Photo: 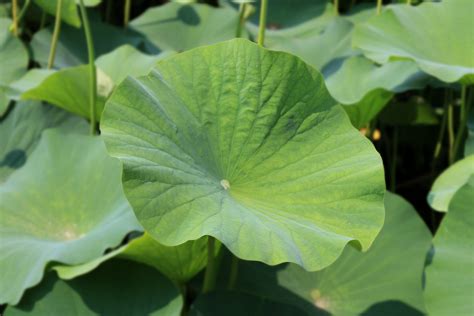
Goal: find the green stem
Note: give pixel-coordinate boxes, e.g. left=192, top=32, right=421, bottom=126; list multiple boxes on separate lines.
left=447, top=100, right=455, bottom=164
left=12, top=0, right=18, bottom=36
left=235, top=3, right=246, bottom=38
left=257, top=0, right=268, bottom=46
left=17, top=0, right=31, bottom=24
left=202, top=237, right=218, bottom=293
left=227, top=254, right=239, bottom=290
left=406, top=0, right=411, bottom=5
left=390, top=127, right=398, bottom=192
left=47, top=0, right=62, bottom=69
left=376, top=0, right=382, bottom=15
left=433, top=101, right=449, bottom=163
left=79, top=0, right=97, bottom=135
left=124, top=0, right=131, bottom=27
left=40, top=10, right=47, bottom=29
left=334, top=0, right=339, bottom=16
left=452, top=85, right=470, bottom=163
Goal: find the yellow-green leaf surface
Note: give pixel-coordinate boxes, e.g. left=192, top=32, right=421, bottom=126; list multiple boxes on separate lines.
left=130, top=3, right=240, bottom=52
left=427, top=155, right=474, bottom=212
left=353, top=1, right=474, bottom=84
left=101, top=39, right=385, bottom=271
left=54, top=234, right=212, bottom=284
left=424, top=177, right=474, bottom=316
left=0, top=101, right=87, bottom=182
left=0, top=130, right=141, bottom=305
left=5, top=260, right=182, bottom=316
left=223, top=192, right=431, bottom=315
left=21, top=65, right=112, bottom=121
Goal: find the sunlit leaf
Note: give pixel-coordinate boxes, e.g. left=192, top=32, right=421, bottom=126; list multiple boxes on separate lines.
left=0, top=101, right=87, bottom=182
left=101, top=38, right=385, bottom=271
left=424, top=177, right=474, bottom=316
left=5, top=260, right=182, bottom=316
left=219, top=192, right=431, bottom=315
left=353, top=1, right=474, bottom=84
left=0, top=130, right=141, bottom=305
left=130, top=3, right=240, bottom=52
left=427, top=155, right=474, bottom=212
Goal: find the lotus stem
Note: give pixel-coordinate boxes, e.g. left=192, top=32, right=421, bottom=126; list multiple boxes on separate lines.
left=9, top=0, right=30, bottom=32
left=124, top=0, right=131, bottom=27
left=236, top=3, right=246, bottom=38
left=257, top=0, right=268, bottom=46
left=202, top=237, right=218, bottom=293
left=40, top=10, right=46, bottom=29
left=390, top=127, right=398, bottom=192
left=47, top=0, right=62, bottom=69
left=376, top=0, right=382, bottom=15
left=452, top=85, right=470, bottom=164
left=447, top=100, right=455, bottom=164
left=12, top=0, right=18, bottom=36
left=433, top=101, right=449, bottom=163
left=407, top=0, right=411, bottom=5
left=334, top=0, right=339, bottom=16
left=227, top=254, right=239, bottom=290
left=79, top=0, right=97, bottom=135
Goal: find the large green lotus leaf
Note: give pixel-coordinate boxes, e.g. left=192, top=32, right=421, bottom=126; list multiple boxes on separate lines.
left=190, top=291, right=308, bottom=316
left=130, top=3, right=240, bottom=52
left=342, top=91, right=393, bottom=129
left=353, top=1, right=474, bottom=84
left=221, top=192, right=431, bottom=315
left=379, top=96, right=438, bottom=126
left=96, top=45, right=175, bottom=85
left=0, top=130, right=141, bottom=305
left=0, top=18, right=29, bottom=115
left=261, top=17, right=354, bottom=71
left=21, top=65, right=113, bottom=121
left=5, top=260, right=182, bottom=316
left=424, top=177, right=474, bottom=316
left=33, top=0, right=81, bottom=27
left=427, top=155, right=474, bottom=212
left=54, top=234, right=211, bottom=284
left=0, top=101, right=87, bottom=182
left=31, top=19, right=147, bottom=68
left=101, top=39, right=385, bottom=271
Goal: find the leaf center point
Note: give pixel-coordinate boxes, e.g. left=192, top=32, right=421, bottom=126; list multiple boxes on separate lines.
left=220, top=179, right=231, bottom=190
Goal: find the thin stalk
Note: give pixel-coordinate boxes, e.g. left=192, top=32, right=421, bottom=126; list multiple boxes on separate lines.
left=202, top=237, right=218, bottom=293
left=12, top=0, right=18, bottom=36
left=40, top=10, right=47, bottom=29
left=452, top=85, right=470, bottom=163
left=227, top=255, right=239, bottom=290
left=390, top=127, right=398, bottom=192
left=47, top=0, right=63, bottom=69
left=447, top=101, right=455, bottom=164
left=78, top=0, right=97, bottom=135
left=13, top=0, right=31, bottom=24
left=376, top=0, right=382, bottom=15
left=257, top=0, right=268, bottom=46
left=235, top=3, right=246, bottom=38
left=123, top=0, right=131, bottom=27
left=334, top=0, right=339, bottom=16
left=433, top=101, right=449, bottom=163
left=406, top=0, right=411, bottom=5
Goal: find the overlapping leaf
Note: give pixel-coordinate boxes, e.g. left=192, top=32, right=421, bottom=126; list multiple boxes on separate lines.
left=427, top=155, right=474, bottom=212
left=5, top=260, right=182, bottom=316
left=130, top=3, right=240, bottom=51
left=424, top=177, right=474, bottom=316
left=101, top=38, right=385, bottom=271
left=0, top=101, right=87, bottom=182
left=353, top=1, right=474, bottom=84
left=0, top=130, right=141, bottom=305
left=213, top=192, right=431, bottom=315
